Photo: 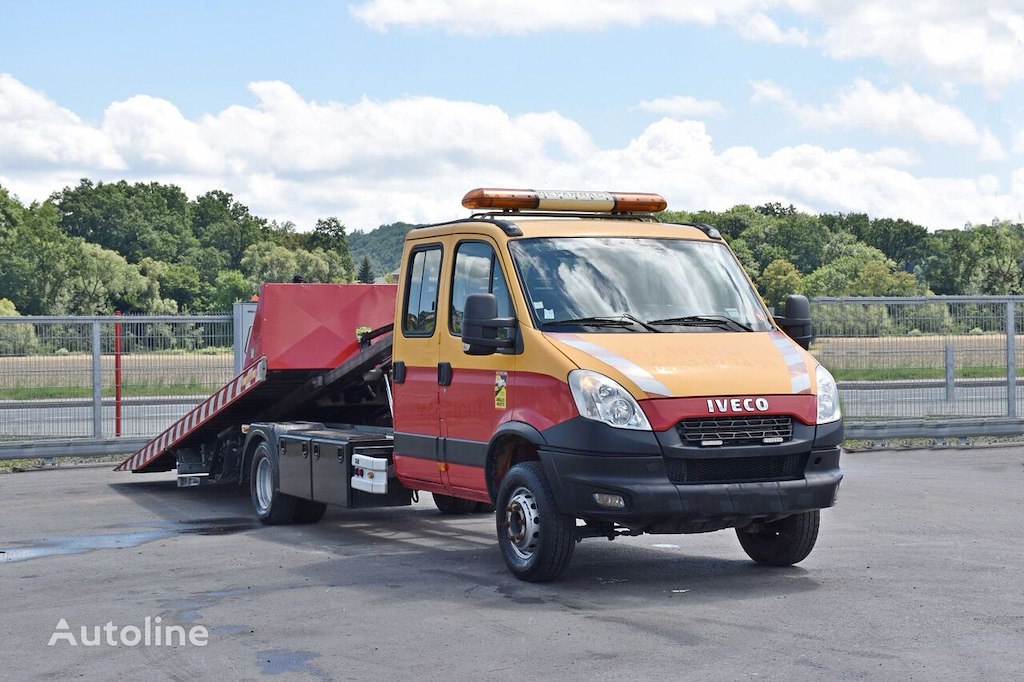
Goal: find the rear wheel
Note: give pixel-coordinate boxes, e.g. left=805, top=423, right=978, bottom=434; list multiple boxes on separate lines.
left=433, top=493, right=477, bottom=515
left=736, top=510, right=820, bottom=566
left=496, top=461, right=576, bottom=582
left=250, top=442, right=297, bottom=525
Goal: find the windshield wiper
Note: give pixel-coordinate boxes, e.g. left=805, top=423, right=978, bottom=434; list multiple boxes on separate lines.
left=646, top=315, right=754, bottom=332
left=540, top=314, right=662, bottom=332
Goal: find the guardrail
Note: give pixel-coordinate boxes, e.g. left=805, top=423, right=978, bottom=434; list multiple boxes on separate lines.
left=3, top=297, right=1024, bottom=460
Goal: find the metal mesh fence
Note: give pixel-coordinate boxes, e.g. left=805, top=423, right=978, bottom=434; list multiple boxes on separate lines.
left=4, top=299, right=1024, bottom=451
left=0, top=315, right=233, bottom=442
left=811, top=297, right=1022, bottom=425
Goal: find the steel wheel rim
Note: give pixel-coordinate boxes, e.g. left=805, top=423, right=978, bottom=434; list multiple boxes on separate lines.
left=256, top=456, right=273, bottom=514
left=505, top=486, right=539, bottom=560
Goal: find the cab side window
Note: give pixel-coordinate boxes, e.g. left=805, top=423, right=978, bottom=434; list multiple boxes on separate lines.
left=403, top=246, right=442, bottom=336
left=450, top=241, right=513, bottom=335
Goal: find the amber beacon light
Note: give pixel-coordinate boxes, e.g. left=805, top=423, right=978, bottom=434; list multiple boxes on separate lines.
left=462, top=188, right=668, bottom=213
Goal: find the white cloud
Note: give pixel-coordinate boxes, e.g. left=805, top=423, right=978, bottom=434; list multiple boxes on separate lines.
left=815, top=0, right=1024, bottom=91
left=349, top=0, right=759, bottom=34
left=0, top=73, right=124, bottom=171
left=1013, top=128, right=1024, bottom=154
left=0, top=74, right=1020, bottom=231
left=103, top=95, right=223, bottom=173
left=979, top=130, right=1008, bottom=162
left=636, top=96, right=724, bottom=117
left=350, top=1, right=1024, bottom=89
left=753, top=78, right=985, bottom=147
left=735, top=12, right=810, bottom=45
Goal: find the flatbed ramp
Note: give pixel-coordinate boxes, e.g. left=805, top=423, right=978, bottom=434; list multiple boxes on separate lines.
left=116, top=283, right=397, bottom=473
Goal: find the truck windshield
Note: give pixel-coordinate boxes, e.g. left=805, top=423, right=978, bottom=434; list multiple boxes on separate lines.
left=508, top=237, right=773, bottom=333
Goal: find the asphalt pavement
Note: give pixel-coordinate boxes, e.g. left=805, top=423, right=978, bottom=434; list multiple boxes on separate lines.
left=1, top=448, right=1022, bottom=681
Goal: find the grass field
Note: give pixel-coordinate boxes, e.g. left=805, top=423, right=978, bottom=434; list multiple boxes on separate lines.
left=1, top=333, right=1021, bottom=400
left=0, top=352, right=233, bottom=400
left=812, top=333, right=1022, bottom=381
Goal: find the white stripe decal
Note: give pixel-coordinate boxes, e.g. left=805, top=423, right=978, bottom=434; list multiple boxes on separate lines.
left=770, top=331, right=812, bottom=394
left=548, top=333, right=671, bottom=397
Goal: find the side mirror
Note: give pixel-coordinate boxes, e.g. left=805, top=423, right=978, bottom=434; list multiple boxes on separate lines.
left=462, top=293, right=517, bottom=356
left=774, top=294, right=813, bottom=350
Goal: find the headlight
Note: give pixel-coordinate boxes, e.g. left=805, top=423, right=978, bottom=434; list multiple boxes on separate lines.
left=568, top=370, right=651, bottom=431
left=816, top=365, right=841, bottom=424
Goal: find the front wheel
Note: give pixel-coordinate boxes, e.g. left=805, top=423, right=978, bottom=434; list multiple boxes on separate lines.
left=736, top=510, right=820, bottom=566
left=495, top=461, right=576, bottom=582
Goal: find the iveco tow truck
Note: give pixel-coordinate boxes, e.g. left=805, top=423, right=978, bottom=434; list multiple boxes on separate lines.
left=118, top=188, right=843, bottom=582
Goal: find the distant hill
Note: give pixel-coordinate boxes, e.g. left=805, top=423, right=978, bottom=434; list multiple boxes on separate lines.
left=348, top=221, right=418, bottom=280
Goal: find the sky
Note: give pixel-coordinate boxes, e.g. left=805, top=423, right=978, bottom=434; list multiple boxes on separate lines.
left=1, top=0, right=1023, bottom=232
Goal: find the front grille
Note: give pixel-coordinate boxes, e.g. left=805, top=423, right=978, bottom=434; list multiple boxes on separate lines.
left=665, top=453, right=807, bottom=485
left=676, top=416, right=793, bottom=447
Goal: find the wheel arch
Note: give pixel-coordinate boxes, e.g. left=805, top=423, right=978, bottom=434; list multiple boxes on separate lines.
left=239, top=426, right=276, bottom=487
left=485, top=421, right=548, bottom=503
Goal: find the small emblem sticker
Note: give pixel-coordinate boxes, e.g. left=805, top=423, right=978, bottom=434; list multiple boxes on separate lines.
left=494, top=372, right=508, bottom=409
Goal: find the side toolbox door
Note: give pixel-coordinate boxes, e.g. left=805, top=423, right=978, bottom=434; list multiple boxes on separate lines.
left=277, top=434, right=312, bottom=499
left=309, top=435, right=350, bottom=507
left=439, top=238, right=517, bottom=495
left=391, top=240, right=446, bottom=486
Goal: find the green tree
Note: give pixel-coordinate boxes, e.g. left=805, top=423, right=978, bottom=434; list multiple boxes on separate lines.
left=309, top=217, right=354, bottom=279
left=974, top=221, right=1024, bottom=294
left=65, top=242, right=156, bottom=314
left=803, top=246, right=924, bottom=297
left=853, top=217, right=929, bottom=272
left=192, top=190, right=268, bottom=269
left=757, top=259, right=803, bottom=311
left=209, top=270, right=252, bottom=311
left=0, top=200, right=77, bottom=315
left=51, top=179, right=195, bottom=262
left=138, top=258, right=208, bottom=311
left=0, top=297, right=39, bottom=355
left=347, top=221, right=417, bottom=277
left=921, top=228, right=984, bottom=295
left=733, top=213, right=831, bottom=274
left=357, top=255, right=374, bottom=283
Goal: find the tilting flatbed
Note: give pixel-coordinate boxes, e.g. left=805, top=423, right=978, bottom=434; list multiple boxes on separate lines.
left=117, top=283, right=397, bottom=474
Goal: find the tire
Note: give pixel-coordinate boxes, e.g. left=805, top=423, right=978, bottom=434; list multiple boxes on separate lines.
left=495, top=461, right=576, bottom=582
left=293, top=499, right=327, bottom=524
left=736, top=510, right=820, bottom=566
left=250, top=442, right=297, bottom=525
left=433, top=493, right=477, bottom=514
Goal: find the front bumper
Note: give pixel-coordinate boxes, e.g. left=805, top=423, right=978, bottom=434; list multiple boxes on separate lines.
left=537, top=417, right=843, bottom=533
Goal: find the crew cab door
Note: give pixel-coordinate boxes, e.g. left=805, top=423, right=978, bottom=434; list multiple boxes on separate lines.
left=391, top=240, right=446, bottom=485
left=438, top=238, right=517, bottom=496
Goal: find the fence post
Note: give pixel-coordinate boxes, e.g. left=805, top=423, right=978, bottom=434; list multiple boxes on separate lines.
left=945, top=341, right=955, bottom=402
left=1008, top=300, right=1017, bottom=418
left=91, top=320, right=103, bottom=438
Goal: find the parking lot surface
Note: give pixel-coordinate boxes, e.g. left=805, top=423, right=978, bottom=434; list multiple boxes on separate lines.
left=2, top=448, right=1022, bottom=681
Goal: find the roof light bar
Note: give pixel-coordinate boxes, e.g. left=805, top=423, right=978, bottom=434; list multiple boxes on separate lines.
left=462, top=188, right=667, bottom=214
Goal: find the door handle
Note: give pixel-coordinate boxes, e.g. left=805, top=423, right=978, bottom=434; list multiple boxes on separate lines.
left=438, top=362, right=452, bottom=386
left=393, top=360, right=406, bottom=384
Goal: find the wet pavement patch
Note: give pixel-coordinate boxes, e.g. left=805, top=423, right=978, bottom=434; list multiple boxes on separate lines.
left=258, top=649, right=330, bottom=680
left=0, top=517, right=258, bottom=563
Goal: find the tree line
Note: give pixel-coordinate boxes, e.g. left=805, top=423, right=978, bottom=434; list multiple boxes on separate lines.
left=0, top=179, right=380, bottom=316
left=2, top=179, right=1022, bottom=318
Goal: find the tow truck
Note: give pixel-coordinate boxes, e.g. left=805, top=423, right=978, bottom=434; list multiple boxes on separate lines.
left=118, top=188, right=843, bottom=582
